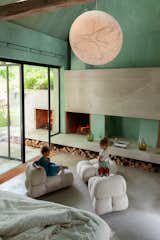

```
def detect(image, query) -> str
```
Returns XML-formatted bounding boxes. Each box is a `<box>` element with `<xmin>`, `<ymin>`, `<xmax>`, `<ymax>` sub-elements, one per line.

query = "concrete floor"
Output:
<box><xmin>0</xmin><ymin>158</ymin><xmax>20</xmax><ymax>174</ymax></box>
<box><xmin>0</xmin><ymin>146</ymin><xmax>39</xmax><ymax>174</ymax></box>
<box><xmin>0</xmin><ymin>152</ymin><xmax>160</xmax><ymax>240</ymax></box>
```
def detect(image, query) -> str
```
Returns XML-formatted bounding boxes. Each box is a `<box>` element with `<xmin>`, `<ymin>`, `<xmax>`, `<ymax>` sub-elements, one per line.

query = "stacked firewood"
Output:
<box><xmin>110</xmin><ymin>155</ymin><xmax>160</xmax><ymax>173</ymax></box>
<box><xmin>25</xmin><ymin>138</ymin><xmax>98</xmax><ymax>158</ymax></box>
<box><xmin>50</xmin><ymin>145</ymin><xmax>98</xmax><ymax>159</ymax></box>
<box><xmin>25</xmin><ymin>139</ymin><xmax>47</xmax><ymax>148</ymax></box>
<box><xmin>25</xmin><ymin>138</ymin><xmax>159</xmax><ymax>173</ymax></box>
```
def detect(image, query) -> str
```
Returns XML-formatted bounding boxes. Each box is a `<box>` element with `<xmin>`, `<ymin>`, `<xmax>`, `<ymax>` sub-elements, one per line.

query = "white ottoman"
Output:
<box><xmin>88</xmin><ymin>175</ymin><xmax>128</xmax><ymax>215</ymax></box>
<box><xmin>76</xmin><ymin>159</ymin><xmax>98</xmax><ymax>182</ymax></box>
<box><xmin>77</xmin><ymin>159</ymin><xmax>117</xmax><ymax>182</ymax></box>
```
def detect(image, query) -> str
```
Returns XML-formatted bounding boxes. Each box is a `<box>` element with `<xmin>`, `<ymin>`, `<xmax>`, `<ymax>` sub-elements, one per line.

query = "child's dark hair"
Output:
<box><xmin>41</xmin><ymin>145</ymin><xmax>50</xmax><ymax>155</ymax></box>
<box><xmin>100</xmin><ymin>137</ymin><xmax>108</xmax><ymax>146</ymax></box>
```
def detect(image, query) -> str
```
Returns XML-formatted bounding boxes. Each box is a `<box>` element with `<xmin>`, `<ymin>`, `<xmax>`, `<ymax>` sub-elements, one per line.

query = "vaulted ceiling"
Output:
<box><xmin>10</xmin><ymin>2</ymin><xmax>95</xmax><ymax>40</ymax></box>
<box><xmin>0</xmin><ymin>0</ymin><xmax>18</xmax><ymax>5</ymax></box>
<box><xmin>1</xmin><ymin>0</ymin><xmax>160</xmax><ymax>44</ymax></box>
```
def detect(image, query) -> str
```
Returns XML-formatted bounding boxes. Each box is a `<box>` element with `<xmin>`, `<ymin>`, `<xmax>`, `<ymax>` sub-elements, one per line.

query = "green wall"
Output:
<box><xmin>11</xmin><ymin>2</ymin><xmax>94</xmax><ymax>41</ymax></box>
<box><xmin>1</xmin><ymin>1</ymin><xmax>159</xmax><ymax>146</ymax></box>
<box><xmin>107</xmin><ymin>117</ymin><xmax>140</xmax><ymax>141</ymax></box>
<box><xmin>0</xmin><ymin>21</ymin><xmax>68</xmax><ymax>66</ymax></box>
<box><xmin>0</xmin><ymin>21</ymin><xmax>69</xmax><ymax>135</ymax></box>
<box><xmin>71</xmin><ymin>0</ymin><xmax>160</xmax><ymax>69</ymax></box>
<box><xmin>139</xmin><ymin>119</ymin><xmax>159</xmax><ymax>148</ymax></box>
<box><xmin>107</xmin><ymin>117</ymin><xmax>158</xmax><ymax>147</ymax></box>
<box><xmin>70</xmin><ymin>0</ymin><xmax>160</xmax><ymax>147</ymax></box>
<box><xmin>90</xmin><ymin>115</ymin><xmax>105</xmax><ymax>141</ymax></box>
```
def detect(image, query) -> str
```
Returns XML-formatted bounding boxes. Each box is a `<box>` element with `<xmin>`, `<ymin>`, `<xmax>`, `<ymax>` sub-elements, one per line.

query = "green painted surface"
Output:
<box><xmin>0</xmin><ymin>21</ymin><xmax>68</xmax><ymax>66</ymax></box>
<box><xmin>0</xmin><ymin>21</ymin><xmax>68</xmax><ymax>135</ymax></box>
<box><xmin>107</xmin><ymin>117</ymin><xmax>158</xmax><ymax>148</ymax></box>
<box><xmin>11</xmin><ymin>3</ymin><xmax>94</xmax><ymax>40</ymax></box>
<box><xmin>139</xmin><ymin>119</ymin><xmax>159</xmax><ymax>148</ymax></box>
<box><xmin>107</xmin><ymin>117</ymin><xmax>140</xmax><ymax>141</ymax></box>
<box><xmin>70</xmin><ymin>0</ymin><xmax>160</xmax><ymax>147</ymax></box>
<box><xmin>90</xmin><ymin>114</ymin><xmax>105</xmax><ymax>140</ymax></box>
<box><xmin>71</xmin><ymin>0</ymin><xmax>160</xmax><ymax>69</ymax></box>
<box><xmin>0</xmin><ymin>0</ymin><xmax>159</xmax><ymax>144</ymax></box>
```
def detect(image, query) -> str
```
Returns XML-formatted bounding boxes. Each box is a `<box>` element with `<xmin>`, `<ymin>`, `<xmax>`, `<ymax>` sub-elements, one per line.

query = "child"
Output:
<box><xmin>98</xmin><ymin>137</ymin><xmax>110</xmax><ymax>177</ymax></box>
<box><xmin>33</xmin><ymin>145</ymin><xmax>68</xmax><ymax>176</ymax></box>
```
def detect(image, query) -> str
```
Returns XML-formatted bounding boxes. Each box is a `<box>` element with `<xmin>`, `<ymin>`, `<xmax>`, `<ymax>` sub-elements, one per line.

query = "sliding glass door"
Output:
<box><xmin>24</xmin><ymin>64</ymin><xmax>49</xmax><ymax>160</ymax></box>
<box><xmin>9</xmin><ymin>65</ymin><xmax>22</xmax><ymax>160</ymax></box>
<box><xmin>0</xmin><ymin>63</ymin><xmax>22</xmax><ymax>161</ymax></box>
<box><xmin>23</xmin><ymin>64</ymin><xmax>60</xmax><ymax>161</ymax></box>
<box><xmin>0</xmin><ymin>65</ymin><xmax>8</xmax><ymax>158</ymax></box>
<box><xmin>0</xmin><ymin>60</ymin><xmax>60</xmax><ymax>165</ymax></box>
<box><xmin>50</xmin><ymin>68</ymin><xmax>60</xmax><ymax>137</ymax></box>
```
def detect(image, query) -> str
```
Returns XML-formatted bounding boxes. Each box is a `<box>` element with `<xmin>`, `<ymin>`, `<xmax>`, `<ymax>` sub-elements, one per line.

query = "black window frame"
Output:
<box><xmin>0</xmin><ymin>58</ymin><xmax>61</xmax><ymax>163</ymax></box>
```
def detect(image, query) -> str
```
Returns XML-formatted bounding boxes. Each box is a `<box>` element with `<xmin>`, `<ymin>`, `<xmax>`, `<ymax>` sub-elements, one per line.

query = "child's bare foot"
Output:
<box><xmin>60</xmin><ymin>166</ymin><xmax>68</xmax><ymax>171</ymax></box>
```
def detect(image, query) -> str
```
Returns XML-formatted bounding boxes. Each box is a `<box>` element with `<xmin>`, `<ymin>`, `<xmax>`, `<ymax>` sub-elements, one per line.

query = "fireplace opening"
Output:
<box><xmin>35</xmin><ymin>109</ymin><xmax>53</xmax><ymax>130</ymax></box>
<box><xmin>66</xmin><ymin>112</ymin><xmax>90</xmax><ymax>134</ymax></box>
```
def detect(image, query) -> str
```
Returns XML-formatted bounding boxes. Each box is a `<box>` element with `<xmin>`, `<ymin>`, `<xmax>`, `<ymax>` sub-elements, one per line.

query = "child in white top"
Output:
<box><xmin>98</xmin><ymin>137</ymin><xmax>110</xmax><ymax>176</ymax></box>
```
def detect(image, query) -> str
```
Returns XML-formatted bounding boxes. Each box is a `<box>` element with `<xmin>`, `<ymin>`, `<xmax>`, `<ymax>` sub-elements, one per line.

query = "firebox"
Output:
<box><xmin>35</xmin><ymin>109</ymin><xmax>53</xmax><ymax>130</ymax></box>
<box><xmin>66</xmin><ymin>112</ymin><xmax>90</xmax><ymax>134</ymax></box>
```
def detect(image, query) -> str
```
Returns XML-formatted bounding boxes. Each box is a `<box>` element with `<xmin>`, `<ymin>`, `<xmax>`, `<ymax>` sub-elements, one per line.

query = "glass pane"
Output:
<box><xmin>9</xmin><ymin>65</ymin><xmax>21</xmax><ymax>160</ymax></box>
<box><xmin>24</xmin><ymin>64</ymin><xmax>49</xmax><ymax>161</ymax></box>
<box><xmin>0</xmin><ymin>66</ymin><xmax>8</xmax><ymax>157</ymax></box>
<box><xmin>50</xmin><ymin>68</ymin><xmax>59</xmax><ymax>135</ymax></box>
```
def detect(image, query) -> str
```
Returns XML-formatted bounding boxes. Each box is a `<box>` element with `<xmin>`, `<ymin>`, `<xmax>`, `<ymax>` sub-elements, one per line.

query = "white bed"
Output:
<box><xmin>0</xmin><ymin>190</ymin><xmax>118</xmax><ymax>240</ymax></box>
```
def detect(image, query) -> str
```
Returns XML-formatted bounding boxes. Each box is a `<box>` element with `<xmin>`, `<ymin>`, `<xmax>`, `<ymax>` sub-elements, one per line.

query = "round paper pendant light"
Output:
<box><xmin>69</xmin><ymin>10</ymin><xmax>123</xmax><ymax>65</ymax></box>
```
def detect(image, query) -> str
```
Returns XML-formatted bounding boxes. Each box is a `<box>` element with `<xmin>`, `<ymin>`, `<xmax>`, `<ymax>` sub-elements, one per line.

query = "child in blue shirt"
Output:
<box><xmin>33</xmin><ymin>145</ymin><xmax>68</xmax><ymax>176</ymax></box>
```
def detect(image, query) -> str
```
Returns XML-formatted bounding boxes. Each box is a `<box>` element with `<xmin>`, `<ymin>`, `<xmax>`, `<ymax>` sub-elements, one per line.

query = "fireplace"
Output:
<box><xmin>66</xmin><ymin>112</ymin><xmax>90</xmax><ymax>134</ymax></box>
<box><xmin>35</xmin><ymin>109</ymin><xmax>53</xmax><ymax>130</ymax></box>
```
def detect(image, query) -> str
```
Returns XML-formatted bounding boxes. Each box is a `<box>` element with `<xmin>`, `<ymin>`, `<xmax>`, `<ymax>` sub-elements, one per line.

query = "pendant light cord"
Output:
<box><xmin>83</xmin><ymin>0</ymin><xmax>98</xmax><ymax>12</ymax></box>
<box><xmin>96</xmin><ymin>0</ymin><xmax>98</xmax><ymax>10</ymax></box>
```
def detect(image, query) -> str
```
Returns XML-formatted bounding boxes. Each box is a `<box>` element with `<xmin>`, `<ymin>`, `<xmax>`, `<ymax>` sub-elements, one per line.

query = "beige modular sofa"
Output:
<box><xmin>25</xmin><ymin>163</ymin><xmax>73</xmax><ymax>198</ymax></box>
<box><xmin>88</xmin><ymin>174</ymin><xmax>128</xmax><ymax>215</ymax></box>
<box><xmin>77</xmin><ymin>158</ymin><xmax>117</xmax><ymax>182</ymax></box>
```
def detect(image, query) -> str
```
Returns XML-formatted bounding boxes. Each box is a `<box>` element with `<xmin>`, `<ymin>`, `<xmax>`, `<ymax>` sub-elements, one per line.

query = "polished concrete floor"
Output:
<box><xmin>0</xmin><ymin>157</ymin><xmax>20</xmax><ymax>175</ymax></box>
<box><xmin>0</xmin><ymin>153</ymin><xmax>160</xmax><ymax>240</ymax></box>
<box><xmin>0</xmin><ymin>146</ymin><xmax>39</xmax><ymax>174</ymax></box>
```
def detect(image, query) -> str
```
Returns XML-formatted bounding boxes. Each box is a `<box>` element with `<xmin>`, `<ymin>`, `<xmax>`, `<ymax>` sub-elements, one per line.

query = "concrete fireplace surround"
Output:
<box><xmin>64</xmin><ymin>68</ymin><xmax>160</xmax><ymax>148</ymax></box>
<box><xmin>64</xmin><ymin>68</ymin><xmax>160</xmax><ymax>119</ymax></box>
<box><xmin>65</xmin><ymin>111</ymin><xmax>105</xmax><ymax>141</ymax></box>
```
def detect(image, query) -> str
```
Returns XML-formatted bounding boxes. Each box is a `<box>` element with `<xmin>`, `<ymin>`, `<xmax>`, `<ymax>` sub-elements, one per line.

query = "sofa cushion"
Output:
<box><xmin>28</xmin><ymin>184</ymin><xmax>47</xmax><ymax>198</ymax></box>
<box><xmin>88</xmin><ymin>175</ymin><xmax>128</xmax><ymax>215</ymax></box>
<box><xmin>25</xmin><ymin>164</ymin><xmax>47</xmax><ymax>186</ymax></box>
<box><xmin>89</xmin><ymin>175</ymin><xmax>127</xmax><ymax>200</ymax></box>
<box><xmin>46</xmin><ymin>175</ymin><xmax>62</xmax><ymax>190</ymax></box>
<box><xmin>61</xmin><ymin>170</ymin><xmax>74</xmax><ymax>188</ymax></box>
<box><xmin>76</xmin><ymin>159</ymin><xmax>98</xmax><ymax>182</ymax></box>
<box><xmin>25</xmin><ymin>164</ymin><xmax>74</xmax><ymax>198</ymax></box>
<box><xmin>77</xmin><ymin>159</ymin><xmax>117</xmax><ymax>182</ymax></box>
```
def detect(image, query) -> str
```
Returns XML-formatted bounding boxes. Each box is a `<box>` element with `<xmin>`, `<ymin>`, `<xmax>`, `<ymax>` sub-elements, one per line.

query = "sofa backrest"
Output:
<box><xmin>25</xmin><ymin>163</ymin><xmax>47</xmax><ymax>186</ymax></box>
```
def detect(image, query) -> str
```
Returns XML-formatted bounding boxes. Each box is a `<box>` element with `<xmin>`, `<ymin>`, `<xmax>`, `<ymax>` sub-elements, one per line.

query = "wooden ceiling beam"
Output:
<box><xmin>0</xmin><ymin>0</ymin><xmax>95</xmax><ymax>20</ymax></box>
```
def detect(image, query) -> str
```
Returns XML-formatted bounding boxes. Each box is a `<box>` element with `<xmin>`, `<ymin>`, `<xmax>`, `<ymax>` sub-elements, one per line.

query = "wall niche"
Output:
<box><xmin>106</xmin><ymin>116</ymin><xmax>159</xmax><ymax>148</ymax></box>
